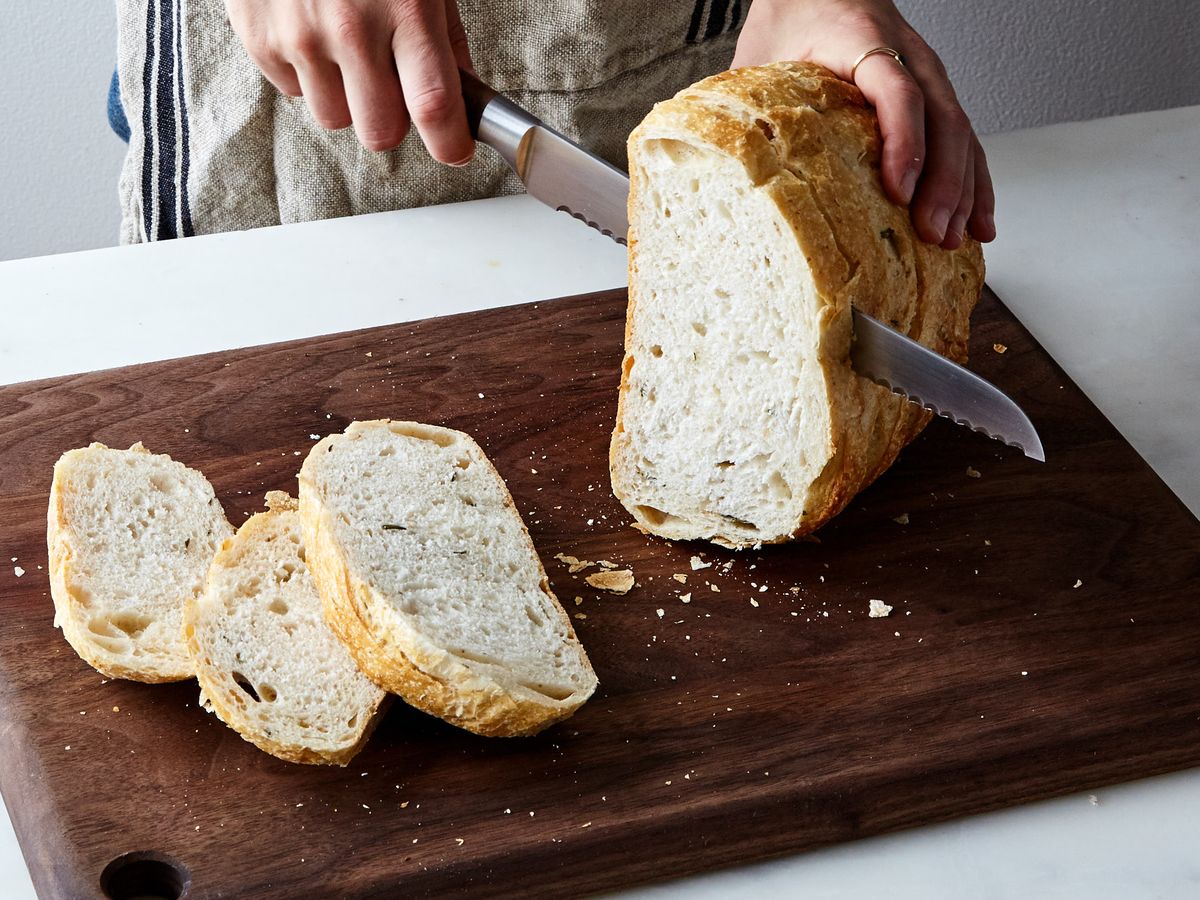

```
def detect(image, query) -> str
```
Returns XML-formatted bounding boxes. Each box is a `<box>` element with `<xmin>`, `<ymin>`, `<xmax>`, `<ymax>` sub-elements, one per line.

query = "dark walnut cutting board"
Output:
<box><xmin>0</xmin><ymin>287</ymin><xmax>1197</xmax><ymax>899</ymax></box>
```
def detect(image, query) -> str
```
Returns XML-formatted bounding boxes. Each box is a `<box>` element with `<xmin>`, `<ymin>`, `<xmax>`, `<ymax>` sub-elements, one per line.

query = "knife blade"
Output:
<box><xmin>461</xmin><ymin>72</ymin><xmax>1043</xmax><ymax>461</ymax></box>
<box><xmin>851</xmin><ymin>309</ymin><xmax>1044</xmax><ymax>460</ymax></box>
<box><xmin>462</xmin><ymin>71</ymin><xmax>628</xmax><ymax>243</ymax></box>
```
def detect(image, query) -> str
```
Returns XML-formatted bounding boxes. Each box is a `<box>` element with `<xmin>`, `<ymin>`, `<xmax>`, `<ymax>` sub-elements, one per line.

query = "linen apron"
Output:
<box><xmin>115</xmin><ymin>0</ymin><xmax>746</xmax><ymax>244</ymax></box>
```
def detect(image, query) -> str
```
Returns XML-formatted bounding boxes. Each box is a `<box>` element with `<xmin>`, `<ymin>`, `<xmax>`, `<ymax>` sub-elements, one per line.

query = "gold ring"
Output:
<box><xmin>850</xmin><ymin>47</ymin><xmax>906</xmax><ymax>82</ymax></box>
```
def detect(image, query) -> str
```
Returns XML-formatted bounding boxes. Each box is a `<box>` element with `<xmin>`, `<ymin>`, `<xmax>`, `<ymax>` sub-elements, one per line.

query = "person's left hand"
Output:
<box><xmin>733</xmin><ymin>0</ymin><xmax>994</xmax><ymax>250</ymax></box>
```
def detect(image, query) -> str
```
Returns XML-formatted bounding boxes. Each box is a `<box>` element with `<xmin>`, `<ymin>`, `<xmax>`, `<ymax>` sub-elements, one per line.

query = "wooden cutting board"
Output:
<box><xmin>1</xmin><ymin>287</ymin><xmax>1197</xmax><ymax>899</ymax></box>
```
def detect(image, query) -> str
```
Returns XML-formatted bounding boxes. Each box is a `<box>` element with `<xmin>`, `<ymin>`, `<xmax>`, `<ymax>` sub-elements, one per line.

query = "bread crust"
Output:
<box><xmin>611</xmin><ymin>62</ymin><xmax>984</xmax><ymax>547</ymax></box>
<box><xmin>299</xmin><ymin>421</ymin><xmax>597</xmax><ymax>738</ymax></box>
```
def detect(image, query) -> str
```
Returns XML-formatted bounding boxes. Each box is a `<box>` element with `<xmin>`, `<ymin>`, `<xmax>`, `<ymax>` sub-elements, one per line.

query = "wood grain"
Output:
<box><xmin>0</xmin><ymin>287</ymin><xmax>1197</xmax><ymax>899</ymax></box>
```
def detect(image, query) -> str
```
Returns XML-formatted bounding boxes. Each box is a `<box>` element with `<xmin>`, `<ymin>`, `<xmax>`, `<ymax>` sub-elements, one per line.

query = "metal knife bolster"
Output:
<box><xmin>461</xmin><ymin>70</ymin><xmax>630</xmax><ymax>243</ymax></box>
<box><xmin>850</xmin><ymin>308</ymin><xmax>1045</xmax><ymax>461</ymax></box>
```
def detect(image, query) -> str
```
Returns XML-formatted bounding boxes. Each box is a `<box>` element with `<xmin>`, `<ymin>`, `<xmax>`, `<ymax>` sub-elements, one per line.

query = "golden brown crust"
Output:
<box><xmin>612</xmin><ymin>61</ymin><xmax>984</xmax><ymax>546</ymax></box>
<box><xmin>299</xmin><ymin>420</ymin><xmax>597</xmax><ymax>739</ymax></box>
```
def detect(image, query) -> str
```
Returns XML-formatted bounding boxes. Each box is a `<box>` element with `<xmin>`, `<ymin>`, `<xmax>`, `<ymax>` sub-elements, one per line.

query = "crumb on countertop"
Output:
<box><xmin>868</xmin><ymin>599</ymin><xmax>893</xmax><ymax>618</ymax></box>
<box><xmin>585</xmin><ymin>569</ymin><xmax>635</xmax><ymax>594</ymax></box>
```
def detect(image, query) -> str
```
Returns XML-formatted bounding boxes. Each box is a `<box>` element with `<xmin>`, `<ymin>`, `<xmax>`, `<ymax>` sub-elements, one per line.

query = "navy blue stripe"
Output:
<box><xmin>139</xmin><ymin>0</ymin><xmax>157</xmax><ymax>240</ymax></box>
<box><xmin>685</xmin><ymin>0</ymin><xmax>706</xmax><ymax>44</ymax></box>
<box><xmin>704</xmin><ymin>0</ymin><xmax>730</xmax><ymax>40</ymax></box>
<box><xmin>155</xmin><ymin>0</ymin><xmax>178</xmax><ymax>240</ymax></box>
<box><xmin>174</xmin><ymin>0</ymin><xmax>193</xmax><ymax>237</ymax></box>
<box><xmin>730</xmin><ymin>0</ymin><xmax>743</xmax><ymax>30</ymax></box>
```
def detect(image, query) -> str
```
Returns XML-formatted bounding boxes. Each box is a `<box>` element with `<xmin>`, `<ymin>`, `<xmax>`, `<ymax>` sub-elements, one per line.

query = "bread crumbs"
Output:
<box><xmin>993</xmin><ymin>343</ymin><xmax>1008</xmax><ymax>353</ymax></box>
<box><xmin>868</xmin><ymin>599</ymin><xmax>893</xmax><ymax>618</ymax></box>
<box><xmin>892</xmin><ymin>513</ymin><xmax>910</xmax><ymax>525</ymax></box>
<box><xmin>680</xmin><ymin>593</ymin><xmax>692</xmax><ymax>604</ymax></box>
<box><xmin>13</xmin><ymin>566</ymin><xmax>24</xmax><ymax>577</ymax></box>
<box><xmin>966</xmin><ymin>466</ymin><xmax>981</xmax><ymax>478</ymax></box>
<box><xmin>672</xmin><ymin>573</ymin><xmax>687</xmax><ymax>584</ymax></box>
<box><xmin>586</xmin><ymin>569</ymin><xmax>634</xmax><ymax>593</ymax></box>
<box><xmin>690</xmin><ymin>556</ymin><xmax>711</xmax><ymax>570</ymax></box>
<box><xmin>1073</xmin><ymin>579</ymin><xmax>1083</xmax><ymax>588</ymax></box>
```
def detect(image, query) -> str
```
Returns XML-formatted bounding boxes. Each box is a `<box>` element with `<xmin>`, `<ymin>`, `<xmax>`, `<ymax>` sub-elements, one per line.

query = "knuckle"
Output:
<box><xmin>330</xmin><ymin>9</ymin><xmax>368</xmax><ymax>48</ymax></box>
<box><xmin>286</xmin><ymin>25</ymin><xmax>322</xmax><ymax>60</ymax></box>
<box><xmin>406</xmin><ymin>84</ymin><xmax>458</xmax><ymax>124</ymax></box>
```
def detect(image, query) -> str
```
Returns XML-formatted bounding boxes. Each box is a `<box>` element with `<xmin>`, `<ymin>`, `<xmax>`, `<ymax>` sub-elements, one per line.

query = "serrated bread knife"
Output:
<box><xmin>461</xmin><ymin>72</ymin><xmax>1044</xmax><ymax>462</ymax></box>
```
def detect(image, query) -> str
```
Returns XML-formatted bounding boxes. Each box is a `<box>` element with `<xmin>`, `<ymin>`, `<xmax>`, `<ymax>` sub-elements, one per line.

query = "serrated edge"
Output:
<box><xmin>871</xmin><ymin>377</ymin><xmax>1036</xmax><ymax>457</ymax></box>
<box><xmin>555</xmin><ymin>205</ymin><xmax>627</xmax><ymax>246</ymax></box>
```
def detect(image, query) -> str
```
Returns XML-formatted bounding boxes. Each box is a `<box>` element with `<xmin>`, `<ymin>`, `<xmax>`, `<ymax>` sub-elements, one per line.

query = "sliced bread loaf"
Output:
<box><xmin>298</xmin><ymin>420</ymin><xmax>598</xmax><ymax>737</ymax></box>
<box><xmin>610</xmin><ymin>61</ymin><xmax>985</xmax><ymax>548</ymax></box>
<box><xmin>47</xmin><ymin>442</ymin><xmax>233</xmax><ymax>681</ymax></box>
<box><xmin>184</xmin><ymin>492</ymin><xmax>388</xmax><ymax>765</ymax></box>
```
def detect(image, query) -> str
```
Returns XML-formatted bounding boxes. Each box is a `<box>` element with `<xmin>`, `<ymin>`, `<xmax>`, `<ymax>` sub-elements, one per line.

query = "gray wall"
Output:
<box><xmin>0</xmin><ymin>4</ymin><xmax>127</xmax><ymax>264</ymax></box>
<box><xmin>1</xmin><ymin>1</ymin><xmax>1198</xmax><ymax>262</ymax></box>
<box><xmin>899</xmin><ymin>0</ymin><xmax>1200</xmax><ymax>133</ymax></box>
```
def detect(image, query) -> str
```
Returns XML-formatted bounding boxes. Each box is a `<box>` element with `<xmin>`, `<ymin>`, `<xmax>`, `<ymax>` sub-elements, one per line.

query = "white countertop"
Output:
<box><xmin>3</xmin><ymin>103</ymin><xmax>1198</xmax><ymax>898</ymax></box>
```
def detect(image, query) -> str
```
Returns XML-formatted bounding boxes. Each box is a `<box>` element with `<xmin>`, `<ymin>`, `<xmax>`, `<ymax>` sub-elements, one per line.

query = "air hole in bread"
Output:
<box><xmin>108</xmin><ymin>612</ymin><xmax>153</xmax><ymax>638</ymax></box>
<box><xmin>691</xmin><ymin>322</ymin><xmax>707</xmax><ymax>336</ymax></box>
<box><xmin>880</xmin><ymin>226</ymin><xmax>901</xmax><ymax>259</ymax></box>
<box><xmin>689</xmin><ymin>178</ymin><xmax>700</xmax><ymax>193</ymax></box>
<box><xmin>754</xmin><ymin>118</ymin><xmax>776</xmax><ymax>141</ymax></box>
<box><xmin>346</xmin><ymin>713</ymin><xmax>359</xmax><ymax>728</ymax></box>
<box><xmin>767</xmin><ymin>471</ymin><xmax>793</xmax><ymax>500</ymax></box>
<box><xmin>68</xmin><ymin>584</ymin><xmax>94</xmax><ymax>607</ymax></box>
<box><xmin>454</xmin><ymin>457</ymin><xmax>471</xmax><ymax>470</ymax></box>
<box><xmin>649</xmin><ymin>344</ymin><xmax>663</xmax><ymax>358</ymax></box>
<box><xmin>232</xmin><ymin>671</ymin><xmax>261</xmax><ymax>702</ymax></box>
<box><xmin>453</xmin><ymin>648</ymin><xmax>504</xmax><ymax>667</ymax></box>
<box><xmin>524</xmin><ymin>605</ymin><xmax>545</xmax><ymax>628</ymax></box>
<box><xmin>720</xmin><ymin>514</ymin><xmax>757</xmax><ymax>530</ymax></box>
<box><xmin>378</xmin><ymin>445</ymin><xmax>396</xmax><ymax>457</ymax></box>
<box><xmin>458</xmin><ymin>494</ymin><xmax>477</xmax><ymax>507</ymax></box>
<box><xmin>267</xmin><ymin>598</ymin><xmax>289</xmax><ymax>615</ymax></box>
<box><xmin>716</xmin><ymin>460</ymin><xmax>735</xmax><ymax>469</ymax></box>
<box><xmin>663</xmin><ymin>207</ymin><xmax>672</xmax><ymax>218</ymax></box>
<box><xmin>763</xmin><ymin>255</ymin><xmax>772</xmax><ymax>268</ymax></box>
<box><xmin>273</xmin><ymin>562</ymin><xmax>296</xmax><ymax>584</ymax></box>
<box><xmin>518</xmin><ymin>680</ymin><xmax>575</xmax><ymax>702</ymax></box>
<box><xmin>258</xmin><ymin>684</ymin><xmax>278</xmax><ymax>703</ymax></box>
<box><xmin>387</xmin><ymin>421</ymin><xmax>457</xmax><ymax>447</ymax></box>
<box><xmin>635</xmin><ymin>504</ymin><xmax>683</xmax><ymax>528</ymax></box>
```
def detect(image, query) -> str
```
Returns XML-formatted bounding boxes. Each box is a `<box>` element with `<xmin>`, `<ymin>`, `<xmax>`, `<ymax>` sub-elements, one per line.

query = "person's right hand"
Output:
<box><xmin>225</xmin><ymin>0</ymin><xmax>475</xmax><ymax>163</ymax></box>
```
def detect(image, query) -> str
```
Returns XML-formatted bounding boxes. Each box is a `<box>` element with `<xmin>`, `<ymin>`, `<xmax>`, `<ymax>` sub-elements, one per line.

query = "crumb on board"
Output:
<box><xmin>680</xmin><ymin>593</ymin><xmax>692</xmax><ymax>604</ymax></box>
<box><xmin>892</xmin><ymin>513</ymin><xmax>910</xmax><ymax>525</ymax></box>
<box><xmin>1073</xmin><ymin>579</ymin><xmax>1083</xmax><ymax>588</ymax></box>
<box><xmin>554</xmin><ymin>552</ymin><xmax>593</xmax><ymax>574</ymax></box>
<box><xmin>690</xmin><ymin>555</ymin><xmax>711</xmax><ymax>571</ymax></box>
<box><xmin>868</xmin><ymin>599</ymin><xmax>893</xmax><ymax>618</ymax></box>
<box><xmin>966</xmin><ymin>466</ymin><xmax>981</xmax><ymax>478</ymax></box>
<box><xmin>710</xmin><ymin>584</ymin><xmax>720</xmax><ymax>593</ymax></box>
<box><xmin>672</xmin><ymin>573</ymin><xmax>688</xmax><ymax>584</ymax></box>
<box><xmin>993</xmin><ymin>343</ymin><xmax>1008</xmax><ymax>354</ymax></box>
<box><xmin>13</xmin><ymin>566</ymin><xmax>24</xmax><ymax>577</ymax></box>
<box><xmin>586</xmin><ymin>569</ymin><xmax>634</xmax><ymax>594</ymax></box>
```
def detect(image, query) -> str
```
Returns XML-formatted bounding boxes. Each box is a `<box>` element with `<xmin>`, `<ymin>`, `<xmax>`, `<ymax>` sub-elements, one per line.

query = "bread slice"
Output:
<box><xmin>47</xmin><ymin>442</ymin><xmax>233</xmax><ymax>681</ymax></box>
<box><xmin>183</xmin><ymin>492</ymin><xmax>389</xmax><ymax>765</ymax></box>
<box><xmin>298</xmin><ymin>420</ymin><xmax>597</xmax><ymax>737</ymax></box>
<box><xmin>610</xmin><ymin>61</ymin><xmax>985</xmax><ymax>548</ymax></box>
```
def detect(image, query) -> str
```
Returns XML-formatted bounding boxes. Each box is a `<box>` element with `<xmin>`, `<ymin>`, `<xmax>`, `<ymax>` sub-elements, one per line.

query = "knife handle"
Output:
<box><xmin>459</xmin><ymin>68</ymin><xmax>541</xmax><ymax>174</ymax></box>
<box><xmin>459</xmin><ymin>69</ymin><xmax>497</xmax><ymax>140</ymax></box>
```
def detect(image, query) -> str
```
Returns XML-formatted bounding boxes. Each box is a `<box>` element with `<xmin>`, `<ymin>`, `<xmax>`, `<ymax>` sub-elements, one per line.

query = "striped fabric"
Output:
<box><xmin>115</xmin><ymin>1</ymin><xmax>746</xmax><ymax>244</ymax></box>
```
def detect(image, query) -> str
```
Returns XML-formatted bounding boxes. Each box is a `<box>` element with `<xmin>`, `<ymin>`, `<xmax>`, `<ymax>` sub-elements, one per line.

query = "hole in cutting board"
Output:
<box><xmin>100</xmin><ymin>851</ymin><xmax>190</xmax><ymax>900</ymax></box>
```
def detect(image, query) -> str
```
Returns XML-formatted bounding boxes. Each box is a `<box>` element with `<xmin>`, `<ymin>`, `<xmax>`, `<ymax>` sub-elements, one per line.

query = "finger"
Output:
<box><xmin>967</xmin><ymin>134</ymin><xmax>996</xmax><ymax>242</ymax></box>
<box><xmin>256</xmin><ymin>54</ymin><xmax>303</xmax><ymax>97</ymax></box>
<box><xmin>852</xmin><ymin>54</ymin><xmax>925</xmax><ymax>206</ymax></box>
<box><xmin>444</xmin><ymin>0</ymin><xmax>475</xmax><ymax>74</ymax></box>
<box><xmin>334</xmin><ymin>32</ymin><xmax>409</xmax><ymax>151</ymax></box>
<box><xmin>908</xmin><ymin>82</ymin><xmax>971</xmax><ymax>244</ymax></box>
<box><xmin>940</xmin><ymin>142</ymin><xmax>974</xmax><ymax>250</ymax></box>
<box><xmin>393</xmin><ymin>5</ymin><xmax>474</xmax><ymax>166</ymax></box>
<box><xmin>294</xmin><ymin>56</ymin><xmax>352</xmax><ymax>130</ymax></box>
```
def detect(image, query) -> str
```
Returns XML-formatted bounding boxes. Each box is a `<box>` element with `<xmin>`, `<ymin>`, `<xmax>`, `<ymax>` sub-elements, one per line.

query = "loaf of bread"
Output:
<box><xmin>184</xmin><ymin>492</ymin><xmax>388</xmax><ymax>765</ymax></box>
<box><xmin>47</xmin><ymin>442</ymin><xmax>233</xmax><ymax>681</ymax></box>
<box><xmin>610</xmin><ymin>61</ymin><xmax>985</xmax><ymax>548</ymax></box>
<box><xmin>298</xmin><ymin>420</ymin><xmax>597</xmax><ymax>737</ymax></box>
